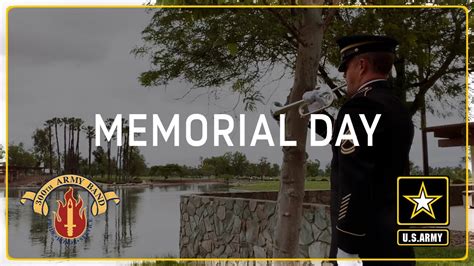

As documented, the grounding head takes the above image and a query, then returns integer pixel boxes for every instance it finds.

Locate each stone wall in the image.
[179,191,331,258]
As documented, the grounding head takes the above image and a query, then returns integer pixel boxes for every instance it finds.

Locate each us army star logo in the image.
[403,182,442,219]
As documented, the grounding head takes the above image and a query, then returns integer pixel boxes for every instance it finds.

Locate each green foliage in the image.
[149,163,183,179]
[410,162,468,183]
[0,144,4,161]
[128,146,148,177]
[133,8,296,111]
[147,152,280,179]
[323,162,332,177]
[324,8,467,116]
[93,146,107,177]
[32,128,56,171]
[8,143,37,167]
[135,7,467,117]
[306,159,321,177]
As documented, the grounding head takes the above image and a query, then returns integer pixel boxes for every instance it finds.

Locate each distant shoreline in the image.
[0,175,227,190]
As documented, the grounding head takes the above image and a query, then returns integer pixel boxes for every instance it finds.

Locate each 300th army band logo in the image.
[20,175,120,243]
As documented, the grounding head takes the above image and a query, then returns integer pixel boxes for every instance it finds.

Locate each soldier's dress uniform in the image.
[329,80,415,265]
[326,36,415,265]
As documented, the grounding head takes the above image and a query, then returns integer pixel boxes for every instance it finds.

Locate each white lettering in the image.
[95,114,122,146]
[130,114,147,146]
[360,114,381,146]
[214,114,234,146]
[186,114,207,147]
[310,114,332,146]
[279,114,296,147]
[153,114,179,146]
[250,114,274,147]
[335,114,359,146]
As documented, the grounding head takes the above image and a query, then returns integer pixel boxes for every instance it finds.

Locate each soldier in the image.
[303,35,415,266]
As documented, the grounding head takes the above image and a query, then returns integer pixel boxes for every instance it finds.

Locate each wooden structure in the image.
[424,122,473,206]
[425,122,473,169]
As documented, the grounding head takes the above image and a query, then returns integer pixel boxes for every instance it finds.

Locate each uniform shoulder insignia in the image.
[354,86,373,97]
[340,129,356,155]
[363,86,373,96]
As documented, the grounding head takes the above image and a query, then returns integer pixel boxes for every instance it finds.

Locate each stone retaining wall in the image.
[179,191,331,258]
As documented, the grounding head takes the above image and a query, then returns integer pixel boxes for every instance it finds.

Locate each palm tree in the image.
[67,117,75,172]
[122,125,130,181]
[74,118,84,173]
[105,118,116,181]
[44,119,54,175]
[61,117,68,173]
[83,125,95,177]
[52,117,61,173]
[117,119,128,182]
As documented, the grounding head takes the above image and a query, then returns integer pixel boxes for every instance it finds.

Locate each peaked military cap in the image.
[336,35,398,72]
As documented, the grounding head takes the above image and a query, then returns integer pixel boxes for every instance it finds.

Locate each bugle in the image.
[270,83,346,118]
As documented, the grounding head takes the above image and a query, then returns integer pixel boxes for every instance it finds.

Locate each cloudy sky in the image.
[4,6,470,171]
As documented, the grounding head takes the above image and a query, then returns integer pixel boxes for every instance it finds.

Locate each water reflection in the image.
[8,183,228,258]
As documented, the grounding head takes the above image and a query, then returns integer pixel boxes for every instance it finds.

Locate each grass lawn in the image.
[232,180,330,191]
[132,248,472,266]
[415,247,472,265]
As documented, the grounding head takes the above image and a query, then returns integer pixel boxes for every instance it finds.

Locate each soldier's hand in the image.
[302,89,325,104]
[336,248,362,266]
[270,101,283,121]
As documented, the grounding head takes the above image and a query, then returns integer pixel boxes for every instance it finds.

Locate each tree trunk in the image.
[63,121,67,173]
[76,126,80,173]
[273,7,324,258]
[123,131,129,181]
[107,142,111,181]
[88,136,92,177]
[54,123,61,174]
[48,126,53,176]
[69,123,74,172]
[116,146,120,182]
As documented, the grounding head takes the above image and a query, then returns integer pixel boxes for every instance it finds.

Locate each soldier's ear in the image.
[359,58,370,74]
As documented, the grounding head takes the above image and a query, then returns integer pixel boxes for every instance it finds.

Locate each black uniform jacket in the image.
[326,80,415,262]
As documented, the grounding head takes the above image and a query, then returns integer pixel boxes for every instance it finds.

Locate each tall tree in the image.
[67,117,75,173]
[133,5,467,258]
[122,125,130,181]
[93,146,107,178]
[32,128,55,172]
[322,8,467,117]
[9,143,37,168]
[52,117,62,173]
[133,4,329,257]
[105,118,116,180]
[230,151,249,176]
[44,119,54,174]
[61,117,68,173]
[83,125,95,177]
[74,118,84,173]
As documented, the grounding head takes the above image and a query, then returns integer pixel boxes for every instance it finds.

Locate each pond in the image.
[7,183,229,258]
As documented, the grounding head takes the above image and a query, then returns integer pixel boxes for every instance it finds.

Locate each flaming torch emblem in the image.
[54,187,87,239]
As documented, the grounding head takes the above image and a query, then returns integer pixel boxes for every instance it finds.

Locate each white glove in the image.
[302,89,326,104]
[270,101,283,121]
[306,100,326,114]
[337,248,362,266]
